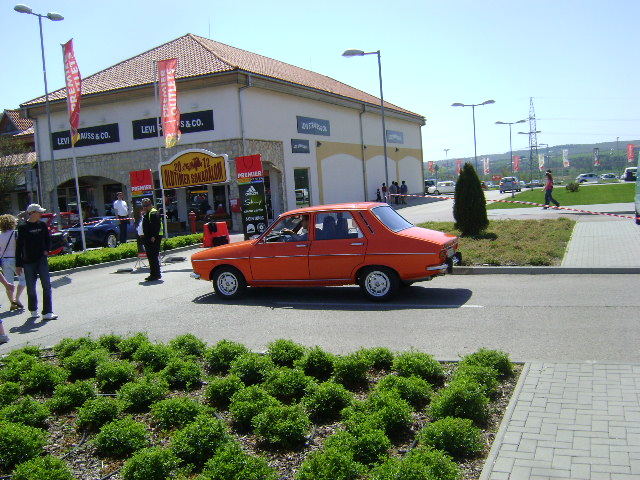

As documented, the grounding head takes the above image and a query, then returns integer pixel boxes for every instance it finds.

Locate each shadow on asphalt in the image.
[7,312,52,335]
[192,285,473,311]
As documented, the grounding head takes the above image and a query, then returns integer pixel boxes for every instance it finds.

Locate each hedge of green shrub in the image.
[267,339,306,367]
[429,377,490,425]
[76,396,122,431]
[370,446,460,480]
[296,346,335,381]
[160,357,202,390]
[0,382,22,406]
[150,397,206,430]
[200,442,276,480]
[0,396,50,427]
[418,416,485,459]
[324,427,391,466]
[53,336,97,359]
[132,342,174,372]
[117,375,169,412]
[343,391,412,439]
[375,374,433,411]
[20,362,69,395]
[0,353,38,383]
[61,347,109,380]
[303,381,353,421]
[459,348,513,377]
[121,447,180,480]
[96,359,137,393]
[117,333,151,359]
[295,447,366,480]
[170,414,231,470]
[93,417,149,458]
[263,367,315,403]
[229,386,280,431]
[253,404,310,449]
[392,350,445,385]
[359,347,394,371]
[11,455,74,480]
[48,380,96,413]
[205,339,249,374]
[332,351,372,390]
[97,333,124,353]
[204,375,244,409]
[0,421,47,469]
[229,352,275,386]
[452,363,500,399]
[169,333,207,358]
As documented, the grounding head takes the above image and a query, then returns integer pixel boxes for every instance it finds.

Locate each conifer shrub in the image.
[96,359,137,393]
[375,374,433,411]
[266,339,306,367]
[418,416,485,459]
[0,381,21,406]
[76,396,121,431]
[61,347,110,379]
[302,381,353,421]
[359,347,394,370]
[205,339,249,374]
[169,333,207,358]
[11,454,74,480]
[93,417,149,458]
[20,362,69,394]
[295,346,335,381]
[263,367,315,403]
[453,162,489,236]
[370,446,460,480]
[53,336,97,359]
[295,448,366,480]
[117,333,151,359]
[120,447,180,480]
[117,375,169,412]
[228,386,280,430]
[324,426,391,466]
[229,352,275,386]
[132,342,174,372]
[48,380,96,413]
[170,414,232,470]
[97,333,124,352]
[332,351,372,390]
[392,350,445,385]
[0,396,50,427]
[452,364,500,399]
[150,397,206,430]
[252,404,310,450]
[204,375,244,410]
[459,348,513,377]
[0,421,47,469]
[200,442,276,480]
[429,377,489,425]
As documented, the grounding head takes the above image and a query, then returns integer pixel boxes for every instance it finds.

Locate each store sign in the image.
[386,130,404,144]
[160,149,229,189]
[132,110,214,140]
[52,123,119,150]
[291,139,310,153]
[296,116,330,136]
[236,154,269,239]
[130,169,154,197]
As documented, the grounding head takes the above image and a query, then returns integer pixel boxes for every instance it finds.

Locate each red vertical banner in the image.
[427,161,434,174]
[593,148,600,167]
[483,158,490,175]
[63,39,81,145]
[628,144,635,163]
[456,159,462,175]
[513,155,520,172]
[158,58,181,148]
[563,149,570,167]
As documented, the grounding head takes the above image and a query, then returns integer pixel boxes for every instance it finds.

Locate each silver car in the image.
[499,176,520,193]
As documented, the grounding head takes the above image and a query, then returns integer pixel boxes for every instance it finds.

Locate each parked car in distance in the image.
[519,180,526,188]
[499,176,521,193]
[600,173,617,180]
[576,173,599,183]
[621,167,637,182]
[191,203,460,301]
[427,181,456,195]
[65,216,137,249]
[424,179,436,191]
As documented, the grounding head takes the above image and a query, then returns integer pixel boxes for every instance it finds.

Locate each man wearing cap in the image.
[15,204,58,320]
[141,198,163,281]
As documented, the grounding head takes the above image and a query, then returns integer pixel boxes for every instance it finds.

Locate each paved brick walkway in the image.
[482,363,640,479]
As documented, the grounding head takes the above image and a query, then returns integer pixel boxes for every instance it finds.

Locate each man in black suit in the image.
[141,198,163,281]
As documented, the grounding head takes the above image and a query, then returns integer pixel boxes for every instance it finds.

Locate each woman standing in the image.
[0,214,26,310]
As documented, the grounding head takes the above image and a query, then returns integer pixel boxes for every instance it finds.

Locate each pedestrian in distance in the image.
[381,183,388,203]
[15,204,58,320]
[376,188,382,202]
[113,192,130,245]
[141,198,163,282]
[400,180,408,204]
[543,169,560,209]
[389,181,398,204]
[0,214,26,310]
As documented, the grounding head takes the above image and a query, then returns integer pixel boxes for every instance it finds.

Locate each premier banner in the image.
[130,169,154,198]
[513,155,520,172]
[236,154,269,239]
[62,39,81,146]
[563,149,570,167]
[158,58,181,148]
[427,161,434,174]
[628,144,635,163]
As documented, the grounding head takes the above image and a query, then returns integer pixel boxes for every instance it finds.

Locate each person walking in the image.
[543,169,560,209]
[400,180,408,204]
[375,188,382,202]
[381,183,388,203]
[0,214,25,310]
[113,192,130,245]
[15,204,57,320]
[141,198,163,281]
[389,181,398,204]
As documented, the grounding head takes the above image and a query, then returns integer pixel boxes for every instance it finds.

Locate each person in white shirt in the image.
[0,214,25,311]
[113,192,130,244]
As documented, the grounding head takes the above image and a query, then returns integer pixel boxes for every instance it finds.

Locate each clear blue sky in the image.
[2,0,638,161]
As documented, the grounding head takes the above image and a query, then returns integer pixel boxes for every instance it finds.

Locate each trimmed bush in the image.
[97,333,124,353]
[325,427,391,466]
[370,446,460,480]
[20,362,68,394]
[160,357,202,390]
[375,374,433,411]
[205,339,248,374]
[169,333,207,358]
[429,377,489,425]
[150,397,206,430]
[48,380,96,413]
[359,347,394,370]
[267,339,306,367]
[200,442,276,480]
[170,414,231,470]
[418,417,485,459]
[132,342,174,372]
[0,381,21,406]
[263,367,315,403]
[0,353,38,384]
[303,381,353,421]
[93,417,149,458]
[229,386,280,430]
[343,391,412,439]
[332,351,372,390]
[0,396,50,427]
[459,348,513,377]
[253,404,310,450]
[53,336,97,359]
[392,350,445,385]
[566,181,580,192]
[295,448,366,480]
[204,375,244,410]
[6,345,41,357]
[117,375,169,412]
[452,364,500,399]
[296,346,335,381]
[76,396,121,431]
[96,359,137,393]
[121,447,180,480]
[11,455,74,480]
[229,352,275,386]
[453,162,489,237]
[61,346,109,379]
[118,333,151,359]
[0,421,47,470]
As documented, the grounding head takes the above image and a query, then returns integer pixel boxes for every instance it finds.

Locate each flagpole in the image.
[154,60,169,241]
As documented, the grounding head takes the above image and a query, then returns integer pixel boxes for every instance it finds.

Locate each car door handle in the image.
[295,244,308,248]
[350,242,364,246]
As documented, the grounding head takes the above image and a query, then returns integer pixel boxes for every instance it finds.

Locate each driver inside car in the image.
[282,215,309,241]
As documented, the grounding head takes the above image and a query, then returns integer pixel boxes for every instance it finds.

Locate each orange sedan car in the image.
[190,202,460,301]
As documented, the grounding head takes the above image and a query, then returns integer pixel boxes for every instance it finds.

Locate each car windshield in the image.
[372,205,413,232]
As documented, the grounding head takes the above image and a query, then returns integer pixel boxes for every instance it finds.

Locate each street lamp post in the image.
[495,119,526,197]
[14,4,64,216]
[343,49,389,191]
[452,100,495,172]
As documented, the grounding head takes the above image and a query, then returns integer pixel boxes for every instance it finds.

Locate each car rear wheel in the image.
[359,266,399,302]
[212,266,247,299]
[104,232,118,248]
[433,190,440,195]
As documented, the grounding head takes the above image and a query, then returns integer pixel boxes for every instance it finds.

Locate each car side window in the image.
[314,212,363,240]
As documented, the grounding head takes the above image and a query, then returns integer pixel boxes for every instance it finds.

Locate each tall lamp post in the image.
[451,100,495,171]
[496,119,526,197]
[14,4,63,216]
[343,49,389,190]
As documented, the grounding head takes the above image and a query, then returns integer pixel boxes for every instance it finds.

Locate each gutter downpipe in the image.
[238,74,253,156]
[359,105,368,201]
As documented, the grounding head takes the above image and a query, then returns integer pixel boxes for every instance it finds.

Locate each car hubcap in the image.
[108,236,116,247]
[365,271,390,297]
[217,273,238,295]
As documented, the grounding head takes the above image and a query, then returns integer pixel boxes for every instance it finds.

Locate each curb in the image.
[479,362,531,480]
[452,266,640,275]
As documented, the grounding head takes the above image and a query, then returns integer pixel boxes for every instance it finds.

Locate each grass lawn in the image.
[417,218,576,266]
[486,182,635,210]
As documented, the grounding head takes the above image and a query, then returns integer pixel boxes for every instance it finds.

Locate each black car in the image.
[65,216,137,249]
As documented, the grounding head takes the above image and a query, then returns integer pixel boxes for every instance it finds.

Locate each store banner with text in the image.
[63,39,81,146]
[236,154,269,239]
[158,58,181,148]
[160,150,229,189]
[130,169,154,198]
[52,123,119,150]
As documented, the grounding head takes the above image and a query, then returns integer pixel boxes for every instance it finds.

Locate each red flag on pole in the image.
[427,161,434,174]
[63,39,81,145]
[456,159,462,175]
[483,158,490,175]
[628,144,635,163]
[158,58,181,148]
[513,155,520,172]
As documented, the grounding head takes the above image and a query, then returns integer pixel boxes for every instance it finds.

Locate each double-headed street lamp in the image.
[495,119,526,176]
[451,99,495,171]
[343,49,389,190]
[14,3,64,215]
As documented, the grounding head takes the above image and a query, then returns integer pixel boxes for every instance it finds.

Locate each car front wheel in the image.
[359,266,399,302]
[104,232,118,248]
[212,266,247,299]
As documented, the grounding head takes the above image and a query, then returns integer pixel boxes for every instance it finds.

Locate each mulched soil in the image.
[0,352,522,480]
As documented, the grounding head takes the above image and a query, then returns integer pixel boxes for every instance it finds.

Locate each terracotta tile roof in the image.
[3,109,34,133]
[21,34,422,118]
[2,151,36,167]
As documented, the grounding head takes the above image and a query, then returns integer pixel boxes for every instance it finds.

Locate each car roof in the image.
[284,202,384,215]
